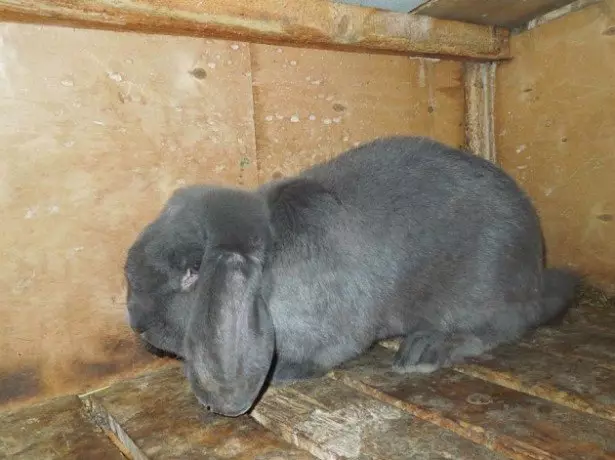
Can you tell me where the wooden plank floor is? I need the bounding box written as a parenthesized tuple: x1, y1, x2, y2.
(1, 286, 614, 460)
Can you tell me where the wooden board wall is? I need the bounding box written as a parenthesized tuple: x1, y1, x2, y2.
(0, 23, 465, 408)
(495, 2, 615, 292)
(251, 45, 464, 181)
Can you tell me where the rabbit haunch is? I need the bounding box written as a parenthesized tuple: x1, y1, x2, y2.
(124, 136, 578, 417)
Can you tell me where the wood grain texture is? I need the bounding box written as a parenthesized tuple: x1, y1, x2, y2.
(416, 0, 579, 27)
(0, 0, 510, 60)
(251, 44, 465, 181)
(0, 23, 258, 409)
(563, 286, 615, 332)
(520, 326, 615, 371)
(332, 346, 615, 460)
(82, 364, 314, 460)
(0, 395, 124, 460)
(253, 377, 503, 459)
(495, 3, 615, 293)
(458, 345, 615, 423)
(463, 61, 496, 161)
(525, 0, 603, 31)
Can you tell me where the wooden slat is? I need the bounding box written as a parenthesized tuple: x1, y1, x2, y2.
(463, 61, 496, 161)
(81, 364, 314, 460)
(0, 0, 510, 60)
(0, 395, 124, 460)
(331, 346, 615, 460)
(252, 377, 503, 459)
(603, 0, 615, 35)
(457, 344, 615, 423)
(563, 286, 615, 332)
(520, 325, 615, 371)
(525, 0, 603, 31)
(415, 0, 581, 28)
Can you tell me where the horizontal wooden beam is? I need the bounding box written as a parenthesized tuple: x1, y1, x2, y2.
(0, 0, 510, 60)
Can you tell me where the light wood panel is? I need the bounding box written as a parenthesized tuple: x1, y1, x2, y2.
(251, 44, 465, 181)
(0, 23, 258, 408)
(495, 3, 615, 293)
(0, 0, 510, 60)
(416, 0, 581, 27)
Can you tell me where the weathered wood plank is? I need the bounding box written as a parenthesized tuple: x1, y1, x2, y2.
(381, 325, 615, 374)
(81, 364, 314, 460)
(252, 376, 504, 459)
(415, 0, 582, 28)
(0, 0, 510, 60)
(524, 0, 603, 31)
(458, 344, 615, 423)
(464, 61, 496, 161)
(0, 395, 124, 460)
(331, 346, 615, 460)
(381, 328, 615, 423)
(563, 285, 615, 332)
(520, 325, 615, 371)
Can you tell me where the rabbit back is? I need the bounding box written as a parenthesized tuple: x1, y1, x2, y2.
(260, 136, 556, 379)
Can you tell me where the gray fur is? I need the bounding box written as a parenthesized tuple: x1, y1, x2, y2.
(124, 136, 578, 416)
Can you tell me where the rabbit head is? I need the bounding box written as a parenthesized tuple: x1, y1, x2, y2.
(124, 186, 275, 416)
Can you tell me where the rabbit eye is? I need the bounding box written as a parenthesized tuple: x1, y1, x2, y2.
(180, 268, 199, 291)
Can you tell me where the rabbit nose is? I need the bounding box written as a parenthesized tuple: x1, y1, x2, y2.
(126, 305, 148, 333)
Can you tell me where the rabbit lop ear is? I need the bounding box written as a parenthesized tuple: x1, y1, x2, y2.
(183, 247, 274, 417)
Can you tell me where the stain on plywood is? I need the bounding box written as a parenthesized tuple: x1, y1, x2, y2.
(0, 23, 258, 408)
(82, 365, 314, 460)
(495, 4, 615, 293)
(0, 395, 124, 459)
(332, 346, 615, 460)
(250, 44, 465, 181)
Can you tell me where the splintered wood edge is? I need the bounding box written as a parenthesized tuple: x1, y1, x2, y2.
(464, 61, 497, 162)
(80, 393, 147, 460)
(0, 0, 510, 60)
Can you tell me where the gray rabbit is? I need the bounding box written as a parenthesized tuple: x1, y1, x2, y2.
(124, 136, 577, 417)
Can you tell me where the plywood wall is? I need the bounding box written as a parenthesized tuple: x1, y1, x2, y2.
(251, 45, 464, 181)
(0, 23, 465, 408)
(496, 3, 615, 292)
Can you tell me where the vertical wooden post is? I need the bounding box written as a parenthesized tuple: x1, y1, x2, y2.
(464, 62, 497, 163)
(602, 0, 615, 35)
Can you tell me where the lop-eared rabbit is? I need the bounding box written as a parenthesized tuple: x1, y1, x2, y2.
(124, 136, 577, 417)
